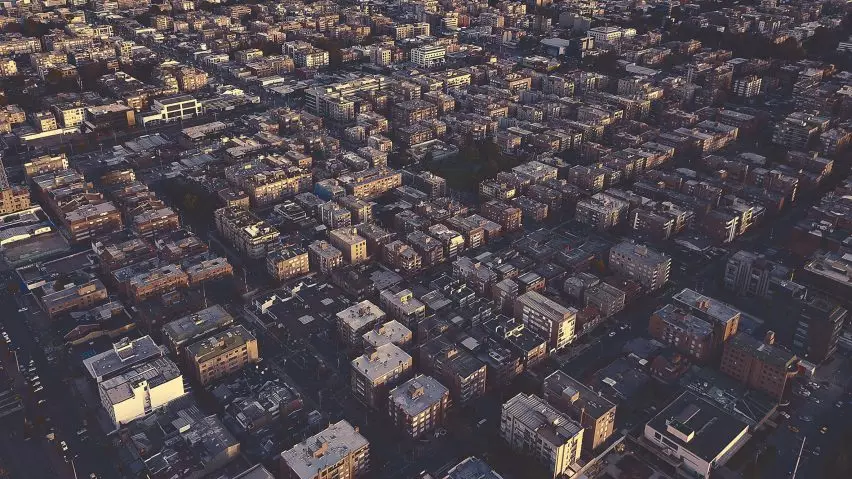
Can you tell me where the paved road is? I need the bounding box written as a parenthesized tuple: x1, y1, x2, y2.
(0, 268, 121, 479)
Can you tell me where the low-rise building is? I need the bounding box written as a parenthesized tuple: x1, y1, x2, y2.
(308, 240, 343, 273)
(379, 289, 426, 327)
(362, 320, 412, 349)
(642, 392, 750, 479)
(215, 206, 280, 259)
(420, 338, 487, 405)
(186, 325, 260, 386)
(41, 279, 108, 318)
(162, 305, 235, 355)
(329, 227, 368, 264)
(267, 246, 310, 281)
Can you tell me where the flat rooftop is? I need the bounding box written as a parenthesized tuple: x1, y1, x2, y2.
(389, 374, 448, 417)
(647, 391, 750, 462)
(162, 304, 234, 347)
(280, 420, 368, 479)
(83, 335, 162, 381)
(351, 343, 412, 383)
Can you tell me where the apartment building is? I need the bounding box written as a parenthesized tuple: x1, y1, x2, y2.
(128, 264, 189, 303)
(329, 227, 368, 264)
(411, 44, 446, 68)
(23, 153, 69, 178)
(672, 288, 741, 356)
(379, 289, 426, 327)
(215, 206, 280, 259)
(338, 300, 386, 347)
(41, 279, 109, 318)
(131, 207, 181, 240)
(0, 184, 30, 215)
(543, 371, 616, 451)
(500, 393, 584, 479)
(162, 305, 235, 355)
(649, 304, 715, 363)
(428, 224, 465, 259)
(307, 240, 343, 273)
(388, 375, 450, 438)
(351, 343, 413, 409)
(575, 193, 629, 231)
(720, 331, 797, 399)
(65, 202, 124, 243)
(584, 282, 626, 318)
(362, 320, 413, 349)
(338, 195, 373, 224)
(382, 240, 422, 272)
(608, 241, 671, 291)
(98, 357, 184, 427)
(723, 250, 793, 298)
(514, 291, 576, 350)
(280, 420, 369, 479)
(480, 200, 522, 232)
(267, 246, 310, 281)
(186, 325, 260, 386)
(794, 296, 847, 364)
(186, 257, 233, 285)
(320, 202, 353, 229)
(420, 337, 487, 405)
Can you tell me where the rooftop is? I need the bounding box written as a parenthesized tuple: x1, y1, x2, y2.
(543, 371, 615, 419)
(351, 343, 412, 383)
(186, 325, 256, 363)
(389, 374, 448, 417)
(83, 335, 163, 381)
(162, 304, 235, 348)
(337, 300, 385, 330)
(502, 393, 583, 447)
(672, 288, 741, 326)
(647, 391, 750, 462)
(99, 356, 182, 406)
(280, 420, 368, 479)
(444, 457, 505, 479)
(362, 320, 412, 348)
(727, 333, 797, 368)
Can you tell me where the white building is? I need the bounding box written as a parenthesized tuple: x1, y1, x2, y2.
(411, 44, 446, 68)
(140, 95, 202, 125)
(98, 357, 185, 426)
(643, 392, 750, 478)
(280, 420, 370, 479)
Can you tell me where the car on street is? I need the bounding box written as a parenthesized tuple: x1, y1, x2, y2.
(820, 425, 828, 434)
(17, 307, 27, 312)
(608, 331, 616, 338)
(788, 425, 800, 433)
(60, 441, 68, 452)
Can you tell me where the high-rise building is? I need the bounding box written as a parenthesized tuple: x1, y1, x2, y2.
(542, 371, 616, 451)
(514, 291, 576, 350)
(388, 375, 449, 438)
(280, 420, 369, 479)
(500, 393, 584, 479)
(351, 343, 413, 409)
(609, 241, 670, 291)
(720, 331, 797, 399)
(794, 296, 847, 363)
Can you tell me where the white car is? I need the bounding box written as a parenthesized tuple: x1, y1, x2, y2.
(60, 441, 68, 452)
(17, 307, 27, 313)
(608, 331, 617, 338)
